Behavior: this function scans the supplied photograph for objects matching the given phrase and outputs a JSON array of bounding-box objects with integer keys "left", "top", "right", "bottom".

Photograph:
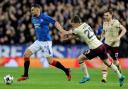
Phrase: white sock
[
  {"left": 80, "top": 63, "right": 89, "bottom": 78},
  {"left": 102, "top": 64, "right": 108, "bottom": 80},
  {"left": 102, "top": 70, "right": 107, "bottom": 80},
  {"left": 110, "top": 63, "right": 122, "bottom": 78}
]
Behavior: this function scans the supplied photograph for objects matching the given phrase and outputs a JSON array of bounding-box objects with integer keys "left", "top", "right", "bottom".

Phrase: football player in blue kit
[{"left": 17, "top": 4, "right": 71, "bottom": 81}]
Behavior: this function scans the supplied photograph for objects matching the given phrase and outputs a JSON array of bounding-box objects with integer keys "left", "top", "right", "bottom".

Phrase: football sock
[
  {"left": 24, "top": 58, "right": 30, "bottom": 76},
  {"left": 51, "top": 60, "right": 67, "bottom": 72},
  {"left": 116, "top": 64, "right": 121, "bottom": 73},
  {"left": 102, "top": 70, "right": 107, "bottom": 80},
  {"left": 110, "top": 63, "right": 122, "bottom": 78},
  {"left": 80, "top": 63, "right": 89, "bottom": 77},
  {"left": 102, "top": 64, "right": 108, "bottom": 80},
  {"left": 113, "top": 60, "right": 122, "bottom": 73}
]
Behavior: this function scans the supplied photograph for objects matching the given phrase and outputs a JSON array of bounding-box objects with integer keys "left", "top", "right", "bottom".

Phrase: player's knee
[
  {"left": 78, "top": 54, "right": 86, "bottom": 64},
  {"left": 102, "top": 63, "right": 108, "bottom": 71},
  {"left": 24, "top": 49, "right": 32, "bottom": 58},
  {"left": 113, "top": 60, "right": 119, "bottom": 65},
  {"left": 111, "top": 56, "right": 117, "bottom": 61},
  {"left": 103, "top": 59, "right": 112, "bottom": 67},
  {"left": 104, "top": 62, "right": 110, "bottom": 67}
]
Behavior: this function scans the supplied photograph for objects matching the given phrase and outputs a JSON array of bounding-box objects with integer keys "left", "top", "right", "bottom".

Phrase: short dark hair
[
  {"left": 105, "top": 8, "right": 113, "bottom": 15},
  {"left": 71, "top": 15, "right": 82, "bottom": 23},
  {"left": 31, "top": 4, "right": 41, "bottom": 8}
]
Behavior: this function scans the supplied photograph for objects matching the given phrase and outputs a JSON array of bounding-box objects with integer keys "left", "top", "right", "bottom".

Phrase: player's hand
[
  {"left": 60, "top": 33, "right": 64, "bottom": 38},
  {"left": 60, "top": 33, "right": 66, "bottom": 41},
  {"left": 60, "top": 33, "right": 70, "bottom": 41}
]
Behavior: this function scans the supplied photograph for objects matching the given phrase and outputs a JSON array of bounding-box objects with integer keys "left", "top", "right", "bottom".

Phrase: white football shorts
[{"left": 27, "top": 40, "right": 53, "bottom": 57}]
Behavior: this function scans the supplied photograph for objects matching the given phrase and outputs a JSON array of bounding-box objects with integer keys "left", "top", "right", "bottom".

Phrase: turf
[{"left": 0, "top": 67, "right": 127, "bottom": 89}]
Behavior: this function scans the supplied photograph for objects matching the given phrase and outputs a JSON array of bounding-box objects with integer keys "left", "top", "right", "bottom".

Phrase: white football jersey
[
  {"left": 72, "top": 23, "right": 102, "bottom": 49},
  {"left": 103, "top": 19, "right": 121, "bottom": 47}
]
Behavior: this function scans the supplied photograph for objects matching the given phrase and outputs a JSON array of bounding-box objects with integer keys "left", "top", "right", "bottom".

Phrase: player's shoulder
[
  {"left": 112, "top": 19, "right": 120, "bottom": 24},
  {"left": 103, "top": 21, "right": 107, "bottom": 25},
  {"left": 81, "top": 22, "right": 89, "bottom": 27},
  {"left": 112, "top": 19, "right": 119, "bottom": 22},
  {"left": 83, "top": 22, "right": 88, "bottom": 25},
  {"left": 41, "top": 12, "right": 47, "bottom": 16},
  {"left": 112, "top": 19, "right": 120, "bottom": 27},
  {"left": 31, "top": 16, "right": 36, "bottom": 23},
  {"left": 40, "top": 12, "right": 48, "bottom": 18}
]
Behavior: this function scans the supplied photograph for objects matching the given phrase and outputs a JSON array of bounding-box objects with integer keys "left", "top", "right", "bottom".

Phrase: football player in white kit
[
  {"left": 101, "top": 9, "right": 126, "bottom": 83},
  {"left": 62, "top": 15, "right": 125, "bottom": 87}
]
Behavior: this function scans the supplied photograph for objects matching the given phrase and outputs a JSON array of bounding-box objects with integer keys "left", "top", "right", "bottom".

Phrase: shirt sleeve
[
  {"left": 43, "top": 14, "right": 56, "bottom": 25},
  {"left": 115, "top": 20, "right": 120, "bottom": 28}
]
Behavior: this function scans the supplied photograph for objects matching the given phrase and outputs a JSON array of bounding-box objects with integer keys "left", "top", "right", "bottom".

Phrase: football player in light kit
[
  {"left": 101, "top": 9, "right": 126, "bottom": 83},
  {"left": 17, "top": 4, "right": 71, "bottom": 81},
  {"left": 62, "top": 15, "right": 125, "bottom": 87}
]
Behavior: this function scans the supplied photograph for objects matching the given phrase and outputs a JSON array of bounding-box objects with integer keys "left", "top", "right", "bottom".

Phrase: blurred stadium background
[
  {"left": 0, "top": 0, "right": 128, "bottom": 89},
  {"left": 0, "top": 0, "right": 128, "bottom": 68}
]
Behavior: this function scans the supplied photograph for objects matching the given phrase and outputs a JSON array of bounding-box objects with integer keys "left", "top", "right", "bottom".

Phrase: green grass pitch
[{"left": 0, "top": 67, "right": 127, "bottom": 89}]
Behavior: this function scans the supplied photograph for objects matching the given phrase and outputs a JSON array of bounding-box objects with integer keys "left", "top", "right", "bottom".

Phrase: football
[{"left": 4, "top": 74, "right": 14, "bottom": 85}]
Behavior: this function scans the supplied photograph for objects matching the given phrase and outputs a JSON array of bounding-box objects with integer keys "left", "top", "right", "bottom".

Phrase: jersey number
[{"left": 84, "top": 27, "right": 94, "bottom": 39}]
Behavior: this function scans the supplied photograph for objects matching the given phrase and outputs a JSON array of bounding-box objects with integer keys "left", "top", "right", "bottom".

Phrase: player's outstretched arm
[
  {"left": 43, "top": 14, "right": 68, "bottom": 34},
  {"left": 60, "top": 29, "right": 77, "bottom": 41},
  {"left": 61, "top": 34, "right": 77, "bottom": 41},
  {"left": 55, "top": 21, "right": 68, "bottom": 34}
]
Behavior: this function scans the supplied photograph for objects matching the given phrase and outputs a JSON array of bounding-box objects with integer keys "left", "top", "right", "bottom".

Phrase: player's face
[
  {"left": 31, "top": 7, "right": 41, "bottom": 16},
  {"left": 103, "top": 12, "right": 112, "bottom": 21}
]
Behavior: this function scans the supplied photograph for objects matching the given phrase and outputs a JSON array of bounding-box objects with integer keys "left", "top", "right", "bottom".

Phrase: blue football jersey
[{"left": 32, "top": 12, "right": 56, "bottom": 41}]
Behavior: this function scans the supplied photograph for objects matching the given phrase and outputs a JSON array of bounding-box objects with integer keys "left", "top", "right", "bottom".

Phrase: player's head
[
  {"left": 31, "top": 4, "right": 41, "bottom": 17},
  {"left": 70, "top": 15, "right": 82, "bottom": 28},
  {"left": 103, "top": 9, "right": 113, "bottom": 21}
]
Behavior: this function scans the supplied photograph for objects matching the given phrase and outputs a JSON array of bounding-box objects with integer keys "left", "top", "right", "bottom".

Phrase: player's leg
[
  {"left": 23, "top": 49, "right": 32, "bottom": 76},
  {"left": 17, "top": 49, "right": 32, "bottom": 81},
  {"left": 113, "top": 59, "right": 121, "bottom": 72},
  {"left": 78, "top": 54, "right": 90, "bottom": 83},
  {"left": 41, "top": 41, "right": 71, "bottom": 81},
  {"left": 101, "top": 53, "right": 113, "bottom": 83},
  {"left": 101, "top": 46, "right": 121, "bottom": 83},
  {"left": 40, "top": 57, "right": 49, "bottom": 68},
  {"left": 79, "top": 49, "right": 97, "bottom": 83},
  {"left": 99, "top": 45, "right": 125, "bottom": 87},
  {"left": 47, "top": 57, "right": 71, "bottom": 81},
  {"left": 111, "top": 47, "right": 121, "bottom": 73},
  {"left": 101, "top": 63, "right": 108, "bottom": 83},
  {"left": 102, "top": 58, "right": 125, "bottom": 87},
  {"left": 37, "top": 51, "right": 49, "bottom": 68},
  {"left": 18, "top": 41, "right": 40, "bottom": 81},
  {"left": 101, "top": 45, "right": 110, "bottom": 83},
  {"left": 102, "top": 59, "right": 121, "bottom": 78}
]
